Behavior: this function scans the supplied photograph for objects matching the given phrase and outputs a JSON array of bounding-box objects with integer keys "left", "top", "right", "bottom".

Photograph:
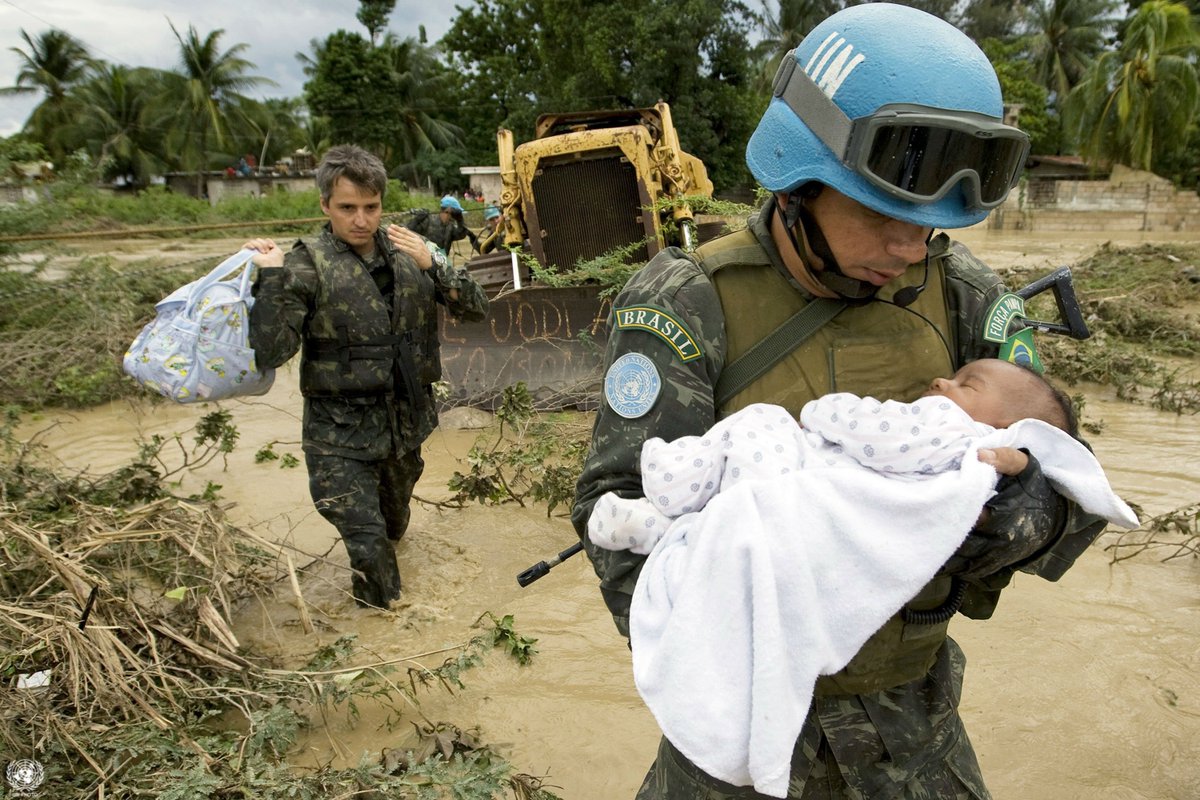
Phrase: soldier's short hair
[{"left": 315, "top": 145, "right": 388, "bottom": 202}]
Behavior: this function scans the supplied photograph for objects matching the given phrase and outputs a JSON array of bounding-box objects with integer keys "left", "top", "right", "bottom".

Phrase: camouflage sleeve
[
  {"left": 570, "top": 247, "right": 727, "bottom": 637},
  {"left": 248, "top": 244, "right": 317, "bottom": 369},
  {"left": 941, "top": 240, "right": 1107, "bottom": 614},
  {"left": 403, "top": 212, "right": 429, "bottom": 236},
  {"left": 416, "top": 238, "right": 488, "bottom": 323},
  {"left": 940, "top": 241, "right": 1005, "bottom": 365}
]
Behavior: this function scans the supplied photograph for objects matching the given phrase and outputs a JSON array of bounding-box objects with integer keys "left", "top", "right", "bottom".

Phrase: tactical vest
[
  {"left": 698, "top": 229, "right": 961, "bottom": 694},
  {"left": 298, "top": 238, "right": 439, "bottom": 398}
]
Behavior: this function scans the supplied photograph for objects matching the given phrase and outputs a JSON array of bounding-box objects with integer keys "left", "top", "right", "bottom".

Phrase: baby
[{"left": 588, "top": 359, "right": 1094, "bottom": 555}]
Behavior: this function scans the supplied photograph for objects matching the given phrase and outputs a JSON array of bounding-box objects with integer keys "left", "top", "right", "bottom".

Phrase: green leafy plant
[
  {"left": 479, "top": 612, "right": 539, "bottom": 666},
  {"left": 255, "top": 441, "right": 300, "bottom": 468},
  {"left": 447, "top": 382, "right": 589, "bottom": 515}
]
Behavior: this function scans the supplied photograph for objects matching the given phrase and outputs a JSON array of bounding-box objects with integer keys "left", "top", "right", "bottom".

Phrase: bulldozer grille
[{"left": 530, "top": 153, "right": 650, "bottom": 271}]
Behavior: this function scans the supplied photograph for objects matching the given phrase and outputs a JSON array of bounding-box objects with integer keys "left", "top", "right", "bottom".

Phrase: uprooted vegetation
[
  {"left": 1104, "top": 501, "right": 1199, "bottom": 563},
  {"left": 0, "top": 253, "right": 205, "bottom": 409},
  {"left": 0, "top": 414, "right": 560, "bottom": 799},
  {"left": 1012, "top": 242, "right": 1200, "bottom": 414}
]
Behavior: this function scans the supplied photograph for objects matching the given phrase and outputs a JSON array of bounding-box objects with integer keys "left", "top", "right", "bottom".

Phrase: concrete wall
[
  {"left": 161, "top": 173, "right": 316, "bottom": 206},
  {"left": 0, "top": 185, "right": 42, "bottom": 206},
  {"left": 990, "top": 166, "right": 1200, "bottom": 232},
  {"left": 204, "top": 175, "right": 315, "bottom": 206},
  {"left": 459, "top": 166, "right": 502, "bottom": 205}
]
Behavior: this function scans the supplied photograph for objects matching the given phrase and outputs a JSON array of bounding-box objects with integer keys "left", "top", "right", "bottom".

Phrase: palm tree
[
  {"left": 241, "top": 97, "right": 308, "bottom": 168},
  {"left": 357, "top": 0, "right": 397, "bottom": 46},
  {"left": 1063, "top": 0, "right": 1200, "bottom": 171},
  {"left": 165, "top": 22, "right": 274, "bottom": 192},
  {"left": 1024, "top": 0, "right": 1122, "bottom": 105},
  {"left": 752, "top": 0, "right": 840, "bottom": 92},
  {"left": 380, "top": 34, "right": 462, "bottom": 167},
  {"left": 1, "top": 28, "right": 96, "bottom": 163},
  {"left": 68, "top": 65, "right": 169, "bottom": 187}
]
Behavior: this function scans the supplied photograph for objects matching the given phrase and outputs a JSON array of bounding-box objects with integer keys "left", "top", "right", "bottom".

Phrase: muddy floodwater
[{"left": 18, "top": 228, "right": 1200, "bottom": 799}]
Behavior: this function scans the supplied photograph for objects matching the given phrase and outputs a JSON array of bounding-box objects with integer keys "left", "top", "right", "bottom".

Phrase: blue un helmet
[
  {"left": 484, "top": 205, "right": 501, "bottom": 221},
  {"left": 440, "top": 195, "right": 465, "bottom": 214},
  {"left": 746, "top": 3, "right": 1029, "bottom": 229}
]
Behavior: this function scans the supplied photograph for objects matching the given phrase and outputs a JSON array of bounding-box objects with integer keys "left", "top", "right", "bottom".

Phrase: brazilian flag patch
[
  {"left": 613, "top": 304, "right": 702, "bottom": 362},
  {"left": 1000, "top": 328, "right": 1045, "bottom": 374}
]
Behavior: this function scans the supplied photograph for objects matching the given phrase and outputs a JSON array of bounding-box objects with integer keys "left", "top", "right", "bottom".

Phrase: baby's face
[{"left": 922, "top": 359, "right": 1026, "bottom": 427}]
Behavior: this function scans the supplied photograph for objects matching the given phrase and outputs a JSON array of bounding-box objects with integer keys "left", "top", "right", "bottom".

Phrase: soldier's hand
[
  {"left": 386, "top": 224, "right": 434, "bottom": 270},
  {"left": 241, "top": 238, "right": 284, "bottom": 267}
]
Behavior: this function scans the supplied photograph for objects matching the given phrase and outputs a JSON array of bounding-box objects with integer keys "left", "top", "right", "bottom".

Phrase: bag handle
[{"left": 185, "top": 249, "right": 259, "bottom": 312}]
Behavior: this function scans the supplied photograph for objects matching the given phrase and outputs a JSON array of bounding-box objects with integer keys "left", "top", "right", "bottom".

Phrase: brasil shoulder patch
[
  {"left": 982, "top": 293, "right": 1026, "bottom": 343},
  {"left": 613, "top": 304, "right": 702, "bottom": 362}
]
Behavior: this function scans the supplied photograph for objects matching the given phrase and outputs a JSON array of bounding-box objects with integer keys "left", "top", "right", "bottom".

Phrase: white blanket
[{"left": 629, "top": 418, "right": 1138, "bottom": 798}]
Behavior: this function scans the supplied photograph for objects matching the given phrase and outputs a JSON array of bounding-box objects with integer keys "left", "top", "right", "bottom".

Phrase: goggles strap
[{"left": 773, "top": 51, "right": 854, "bottom": 161}]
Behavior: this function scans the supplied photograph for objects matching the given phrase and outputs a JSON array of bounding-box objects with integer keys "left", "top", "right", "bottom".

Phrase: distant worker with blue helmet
[
  {"left": 405, "top": 193, "right": 472, "bottom": 257},
  {"left": 477, "top": 204, "right": 505, "bottom": 255},
  {"left": 571, "top": 4, "right": 1108, "bottom": 798}
]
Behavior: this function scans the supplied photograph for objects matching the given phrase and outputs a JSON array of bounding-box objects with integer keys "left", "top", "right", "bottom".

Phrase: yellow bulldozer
[{"left": 439, "top": 101, "right": 716, "bottom": 408}]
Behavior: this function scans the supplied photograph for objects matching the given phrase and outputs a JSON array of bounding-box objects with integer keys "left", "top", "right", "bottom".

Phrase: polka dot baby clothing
[{"left": 587, "top": 396, "right": 992, "bottom": 554}]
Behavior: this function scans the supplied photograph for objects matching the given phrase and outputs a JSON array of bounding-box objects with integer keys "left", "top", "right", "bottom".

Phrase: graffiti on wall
[{"left": 439, "top": 286, "right": 613, "bottom": 409}]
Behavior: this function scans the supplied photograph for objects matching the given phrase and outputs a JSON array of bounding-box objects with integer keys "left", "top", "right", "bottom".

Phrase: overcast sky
[{"left": 0, "top": 0, "right": 458, "bottom": 136}]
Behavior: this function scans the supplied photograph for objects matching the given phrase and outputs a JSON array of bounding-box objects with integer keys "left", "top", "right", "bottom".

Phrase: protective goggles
[{"left": 773, "top": 52, "right": 1030, "bottom": 210}]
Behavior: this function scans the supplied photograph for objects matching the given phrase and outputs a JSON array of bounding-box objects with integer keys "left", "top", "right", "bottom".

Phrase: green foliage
[
  {"left": 357, "top": 0, "right": 397, "bottom": 44},
  {"left": 448, "top": 382, "right": 589, "bottom": 515},
  {"left": 1106, "top": 501, "right": 1199, "bottom": 562},
  {"left": 164, "top": 22, "right": 274, "bottom": 177},
  {"left": 0, "top": 182, "right": 326, "bottom": 248},
  {"left": 1063, "top": 1, "right": 1200, "bottom": 173},
  {"left": 410, "top": 146, "right": 475, "bottom": 195},
  {"left": 480, "top": 612, "right": 539, "bottom": 665},
  {"left": 3, "top": 411, "right": 242, "bottom": 514},
  {"left": 441, "top": 0, "right": 762, "bottom": 193},
  {"left": 751, "top": 0, "right": 839, "bottom": 93},
  {"left": 522, "top": 194, "right": 753, "bottom": 296},
  {"left": 2, "top": 28, "right": 97, "bottom": 163},
  {"left": 1022, "top": 0, "right": 1121, "bottom": 107},
  {"left": 0, "top": 135, "right": 50, "bottom": 178},
  {"left": 527, "top": 240, "right": 649, "bottom": 298},
  {"left": 303, "top": 31, "right": 462, "bottom": 174},
  {"left": 66, "top": 64, "right": 170, "bottom": 186},
  {"left": 961, "top": 0, "right": 1025, "bottom": 40},
  {"left": 255, "top": 442, "right": 300, "bottom": 469},
  {"left": 7, "top": 1, "right": 1198, "bottom": 202},
  {"left": 982, "top": 37, "right": 1058, "bottom": 154}
]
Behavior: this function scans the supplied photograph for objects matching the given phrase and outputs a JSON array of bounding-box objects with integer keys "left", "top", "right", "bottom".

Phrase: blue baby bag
[{"left": 123, "top": 249, "right": 274, "bottom": 403}]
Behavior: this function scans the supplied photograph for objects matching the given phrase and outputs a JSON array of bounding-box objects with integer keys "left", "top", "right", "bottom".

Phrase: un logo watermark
[{"left": 5, "top": 759, "right": 44, "bottom": 796}]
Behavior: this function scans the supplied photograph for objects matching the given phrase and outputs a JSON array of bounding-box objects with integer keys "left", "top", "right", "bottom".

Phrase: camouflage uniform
[
  {"left": 571, "top": 198, "right": 1105, "bottom": 798},
  {"left": 250, "top": 223, "right": 488, "bottom": 607},
  {"left": 405, "top": 209, "right": 470, "bottom": 257}
]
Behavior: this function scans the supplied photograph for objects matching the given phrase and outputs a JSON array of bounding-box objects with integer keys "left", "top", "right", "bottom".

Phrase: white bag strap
[{"left": 185, "top": 249, "right": 259, "bottom": 312}]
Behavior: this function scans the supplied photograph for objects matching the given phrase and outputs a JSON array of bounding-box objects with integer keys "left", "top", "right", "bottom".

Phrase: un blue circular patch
[{"left": 604, "top": 353, "right": 662, "bottom": 419}]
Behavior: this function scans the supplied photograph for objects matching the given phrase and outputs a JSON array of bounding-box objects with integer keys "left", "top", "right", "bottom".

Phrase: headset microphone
[
  {"left": 892, "top": 238, "right": 934, "bottom": 308},
  {"left": 892, "top": 261, "right": 928, "bottom": 308}
]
